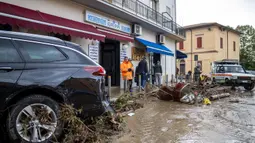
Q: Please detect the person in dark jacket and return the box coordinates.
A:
[136,57,148,89]
[194,63,202,83]
[135,66,138,86]
[154,61,162,86]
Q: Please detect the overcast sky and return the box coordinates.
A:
[176,0,255,28]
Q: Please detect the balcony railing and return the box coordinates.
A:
[105,0,185,38]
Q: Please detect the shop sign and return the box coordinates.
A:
[85,11,131,34]
[88,44,99,63]
[120,48,128,62]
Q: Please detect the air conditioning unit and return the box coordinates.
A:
[132,24,142,36]
[156,34,165,44]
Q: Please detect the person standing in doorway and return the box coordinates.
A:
[137,56,148,89]
[154,61,162,87]
[120,57,134,92]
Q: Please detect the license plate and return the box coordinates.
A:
[242,80,248,83]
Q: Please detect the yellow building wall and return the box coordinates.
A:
[177,25,240,75]
[181,52,217,74]
[228,32,240,60]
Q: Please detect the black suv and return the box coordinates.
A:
[0,30,111,142]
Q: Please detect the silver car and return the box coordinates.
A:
[212,64,255,91]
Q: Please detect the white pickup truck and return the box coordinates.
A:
[211,61,255,91]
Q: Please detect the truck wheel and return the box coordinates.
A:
[244,83,255,91]
[6,95,63,143]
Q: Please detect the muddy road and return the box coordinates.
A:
[115,90,255,143]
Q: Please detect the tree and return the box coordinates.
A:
[236,25,255,70]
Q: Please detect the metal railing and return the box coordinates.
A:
[105,0,186,38]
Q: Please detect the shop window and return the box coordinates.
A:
[233,41,236,51]
[220,38,223,49]
[197,37,202,48]
[179,41,184,50]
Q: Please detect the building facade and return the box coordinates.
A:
[0,0,185,88]
[177,23,240,75]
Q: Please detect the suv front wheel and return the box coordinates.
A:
[244,83,255,91]
[6,95,62,143]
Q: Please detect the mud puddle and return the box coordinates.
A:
[115,90,255,143]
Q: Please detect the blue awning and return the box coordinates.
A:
[136,38,174,56]
[176,50,187,59]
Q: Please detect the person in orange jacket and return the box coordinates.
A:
[120,56,134,92]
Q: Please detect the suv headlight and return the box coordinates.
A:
[251,77,255,80]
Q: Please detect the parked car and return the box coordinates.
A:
[0,30,111,142]
[211,61,255,91]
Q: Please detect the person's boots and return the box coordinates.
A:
[130,88,133,96]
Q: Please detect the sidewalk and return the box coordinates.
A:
[107,86,142,101]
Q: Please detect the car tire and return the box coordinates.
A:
[244,83,255,91]
[6,95,63,143]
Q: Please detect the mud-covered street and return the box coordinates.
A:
[115,90,255,143]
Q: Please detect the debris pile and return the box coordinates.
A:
[58,92,145,143]
[111,93,144,113]
[157,83,232,104]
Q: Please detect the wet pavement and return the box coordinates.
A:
[115,90,255,143]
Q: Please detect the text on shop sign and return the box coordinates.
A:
[86,11,131,33]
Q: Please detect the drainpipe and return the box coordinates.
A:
[175,40,177,75]
[174,0,177,22]
[165,55,167,74]
[227,30,229,59]
[190,29,193,73]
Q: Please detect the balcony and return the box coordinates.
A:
[72,0,185,40]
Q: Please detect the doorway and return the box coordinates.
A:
[0,24,12,31]
[100,39,120,86]
[180,59,186,75]
[153,53,161,65]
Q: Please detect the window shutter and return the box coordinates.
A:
[179,42,184,49]
[220,38,223,48]
[233,41,236,51]
[197,37,202,48]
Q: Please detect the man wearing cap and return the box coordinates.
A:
[120,57,134,92]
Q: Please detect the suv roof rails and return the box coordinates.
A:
[0,30,62,41]
[214,59,239,65]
